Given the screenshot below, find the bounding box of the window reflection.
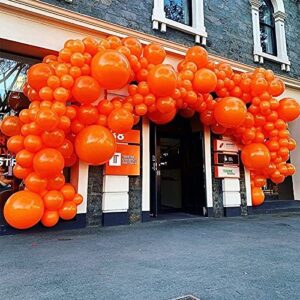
[164,0,192,26]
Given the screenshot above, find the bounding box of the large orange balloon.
[148,64,177,97]
[251,187,265,206]
[193,68,217,94]
[143,43,166,65]
[107,108,134,133]
[72,76,102,104]
[59,201,77,220]
[214,97,247,128]
[33,148,64,178]
[148,109,176,125]
[241,143,271,171]
[41,210,59,227]
[185,46,208,68]
[4,191,44,229]
[91,50,131,89]
[75,125,116,165]
[1,116,22,137]
[27,63,53,91]
[277,98,300,122]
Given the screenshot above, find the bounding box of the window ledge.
[152,16,207,45]
[253,52,291,72]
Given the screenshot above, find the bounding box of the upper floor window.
[259,0,277,56]
[152,0,207,45]
[164,0,192,26]
[249,0,290,71]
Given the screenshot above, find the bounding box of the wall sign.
[214,152,239,166]
[113,129,140,144]
[214,166,240,178]
[213,139,239,153]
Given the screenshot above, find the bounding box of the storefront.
[1,0,300,233]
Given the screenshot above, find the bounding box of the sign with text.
[214,152,239,166]
[213,139,239,153]
[214,166,240,178]
[105,144,140,176]
[113,130,140,145]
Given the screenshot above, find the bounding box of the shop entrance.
[150,115,206,218]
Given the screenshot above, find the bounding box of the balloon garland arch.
[1,36,299,229]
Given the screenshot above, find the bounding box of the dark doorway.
[150,115,206,218]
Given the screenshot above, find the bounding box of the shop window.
[152,0,207,45]
[249,0,290,71]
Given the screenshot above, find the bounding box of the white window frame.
[249,0,290,71]
[152,0,207,45]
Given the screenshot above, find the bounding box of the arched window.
[259,0,277,56]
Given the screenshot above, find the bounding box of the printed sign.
[214,166,240,178]
[213,139,239,152]
[113,130,140,144]
[105,144,140,176]
[214,152,239,165]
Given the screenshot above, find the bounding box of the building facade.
[0,0,300,231]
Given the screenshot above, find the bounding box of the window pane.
[259,0,274,26]
[260,25,277,55]
[164,0,192,26]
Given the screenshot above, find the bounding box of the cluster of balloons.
[1,35,299,229]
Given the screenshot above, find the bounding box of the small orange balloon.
[148,109,176,125]
[7,135,24,154]
[24,135,43,153]
[58,139,74,158]
[193,68,217,94]
[185,46,208,68]
[143,43,166,65]
[41,129,65,148]
[107,108,134,133]
[47,174,65,190]
[24,172,48,194]
[41,210,59,227]
[44,191,64,210]
[36,108,59,131]
[122,37,143,57]
[13,164,33,179]
[58,201,77,220]
[27,63,53,91]
[251,187,265,206]
[77,105,99,125]
[73,193,83,205]
[1,116,22,137]
[277,98,300,122]
[16,149,34,168]
[60,184,76,201]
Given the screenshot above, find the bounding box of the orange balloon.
[16,149,34,168]
[214,97,247,128]
[193,68,217,94]
[1,116,22,137]
[36,108,59,131]
[33,148,64,178]
[23,135,43,153]
[60,184,76,201]
[107,108,134,133]
[27,63,53,91]
[91,50,131,89]
[72,76,102,105]
[185,46,208,68]
[277,98,300,122]
[24,172,48,193]
[65,152,78,167]
[241,143,271,171]
[39,86,53,101]
[251,187,265,206]
[122,37,143,57]
[19,109,31,124]
[269,79,285,96]
[47,174,65,190]
[77,105,99,125]
[143,43,166,65]
[4,191,44,229]
[156,97,176,113]
[83,37,99,55]
[58,139,74,158]
[41,129,65,147]
[41,210,59,227]
[7,135,24,154]
[148,64,177,97]
[148,109,176,125]
[253,175,267,188]
[13,164,33,179]
[75,125,116,165]
[73,193,83,205]
[58,201,77,220]
[98,99,114,116]
[43,191,64,210]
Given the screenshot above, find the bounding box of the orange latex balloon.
[98,99,114,116]
[41,129,65,148]
[156,97,176,113]
[65,152,78,167]
[148,64,177,97]
[72,76,102,105]
[185,46,208,68]
[75,125,116,165]
[148,109,176,125]
[77,105,99,125]
[47,174,65,190]
[214,97,247,128]
[27,63,53,91]
[58,139,74,158]
[43,191,64,210]
[107,108,134,133]
[16,149,34,168]
[13,164,32,179]
[36,108,59,131]
[251,187,265,206]
[7,135,24,154]
[4,191,44,229]
[33,148,64,178]
[58,201,77,220]
[73,193,83,205]
[60,184,76,201]
[193,68,217,94]
[41,210,59,227]
[277,98,300,122]
[241,143,271,171]
[1,116,22,137]
[122,37,143,57]
[24,172,48,194]
[91,50,131,89]
[143,43,166,65]
[23,135,43,153]
[253,175,267,188]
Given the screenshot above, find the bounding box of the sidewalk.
[1,213,300,300]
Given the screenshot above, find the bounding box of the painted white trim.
[249,0,290,71]
[204,126,213,208]
[152,0,207,45]
[244,167,252,207]
[142,117,150,212]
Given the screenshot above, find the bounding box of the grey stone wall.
[41,0,300,79]
[128,176,142,224]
